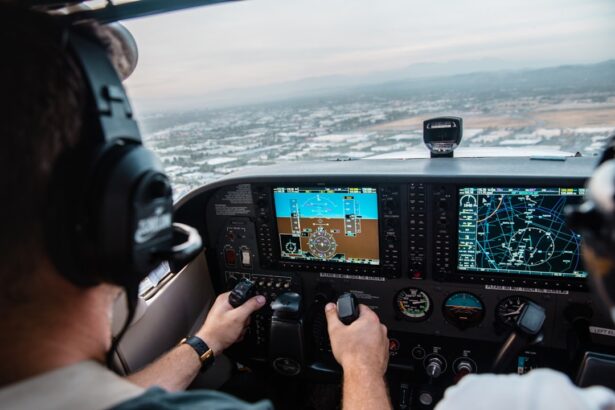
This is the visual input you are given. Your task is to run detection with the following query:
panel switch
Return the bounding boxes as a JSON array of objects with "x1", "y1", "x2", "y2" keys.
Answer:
[
  {"x1": 224, "y1": 247, "x2": 236, "y2": 266},
  {"x1": 241, "y1": 248, "x2": 252, "y2": 267}
]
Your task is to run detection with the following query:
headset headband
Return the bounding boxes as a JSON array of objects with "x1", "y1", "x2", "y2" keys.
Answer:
[{"x1": 67, "y1": 30, "x2": 141, "y2": 146}]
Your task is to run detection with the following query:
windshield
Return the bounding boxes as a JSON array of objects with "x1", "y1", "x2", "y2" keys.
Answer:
[{"x1": 122, "y1": 0, "x2": 615, "y2": 197}]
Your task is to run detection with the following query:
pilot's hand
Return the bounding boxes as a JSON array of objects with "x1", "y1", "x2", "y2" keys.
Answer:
[
  {"x1": 197, "y1": 291, "x2": 266, "y2": 356},
  {"x1": 325, "y1": 303, "x2": 389, "y2": 376}
]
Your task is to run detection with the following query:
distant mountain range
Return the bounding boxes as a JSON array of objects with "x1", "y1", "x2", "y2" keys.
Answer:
[
  {"x1": 137, "y1": 59, "x2": 615, "y2": 112},
  {"x1": 358, "y1": 59, "x2": 615, "y2": 98}
]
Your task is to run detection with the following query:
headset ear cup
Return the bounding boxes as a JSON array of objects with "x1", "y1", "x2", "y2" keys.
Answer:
[
  {"x1": 46, "y1": 142, "x2": 174, "y2": 289},
  {"x1": 94, "y1": 144, "x2": 173, "y2": 287}
]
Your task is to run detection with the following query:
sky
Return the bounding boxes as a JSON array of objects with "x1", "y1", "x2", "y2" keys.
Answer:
[{"x1": 122, "y1": 0, "x2": 615, "y2": 112}]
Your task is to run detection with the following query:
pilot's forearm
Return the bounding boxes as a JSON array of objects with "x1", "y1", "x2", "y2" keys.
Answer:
[
  {"x1": 126, "y1": 343, "x2": 201, "y2": 392},
  {"x1": 342, "y1": 366, "x2": 392, "y2": 410}
]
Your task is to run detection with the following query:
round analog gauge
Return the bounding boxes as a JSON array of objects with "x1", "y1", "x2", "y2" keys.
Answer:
[
  {"x1": 395, "y1": 288, "x2": 432, "y2": 321},
  {"x1": 496, "y1": 295, "x2": 531, "y2": 327},
  {"x1": 443, "y1": 292, "x2": 485, "y2": 329}
]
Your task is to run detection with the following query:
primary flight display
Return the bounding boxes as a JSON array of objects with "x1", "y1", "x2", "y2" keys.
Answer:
[
  {"x1": 273, "y1": 187, "x2": 379, "y2": 265},
  {"x1": 457, "y1": 187, "x2": 587, "y2": 278}
]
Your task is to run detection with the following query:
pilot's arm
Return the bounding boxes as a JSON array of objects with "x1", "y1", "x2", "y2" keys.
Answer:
[
  {"x1": 126, "y1": 292, "x2": 266, "y2": 391},
  {"x1": 325, "y1": 303, "x2": 392, "y2": 410},
  {"x1": 435, "y1": 368, "x2": 615, "y2": 410}
]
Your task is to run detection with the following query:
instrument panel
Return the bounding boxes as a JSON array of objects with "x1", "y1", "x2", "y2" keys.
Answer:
[{"x1": 174, "y1": 156, "x2": 615, "y2": 399}]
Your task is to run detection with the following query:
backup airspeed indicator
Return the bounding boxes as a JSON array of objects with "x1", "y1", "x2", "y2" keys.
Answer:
[{"x1": 395, "y1": 288, "x2": 432, "y2": 321}]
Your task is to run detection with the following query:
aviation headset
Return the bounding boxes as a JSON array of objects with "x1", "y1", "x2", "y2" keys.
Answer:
[
  {"x1": 4, "y1": 8, "x2": 202, "y2": 363},
  {"x1": 567, "y1": 135, "x2": 615, "y2": 323}
]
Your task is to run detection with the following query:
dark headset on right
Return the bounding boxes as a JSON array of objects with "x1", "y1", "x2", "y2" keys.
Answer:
[
  {"x1": 567, "y1": 134, "x2": 615, "y2": 323},
  {"x1": 3, "y1": 7, "x2": 203, "y2": 365}
]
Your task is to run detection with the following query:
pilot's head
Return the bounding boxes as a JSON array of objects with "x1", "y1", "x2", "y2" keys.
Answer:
[
  {"x1": 0, "y1": 11, "x2": 132, "y2": 310},
  {"x1": 568, "y1": 137, "x2": 615, "y2": 324},
  {"x1": 0, "y1": 8, "x2": 193, "y2": 372}
]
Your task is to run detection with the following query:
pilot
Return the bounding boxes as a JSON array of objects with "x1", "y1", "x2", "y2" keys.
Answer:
[{"x1": 0, "y1": 6, "x2": 389, "y2": 410}]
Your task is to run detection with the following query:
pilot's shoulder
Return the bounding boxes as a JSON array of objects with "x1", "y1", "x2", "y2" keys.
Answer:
[
  {"x1": 436, "y1": 369, "x2": 615, "y2": 410},
  {"x1": 111, "y1": 387, "x2": 274, "y2": 410}
]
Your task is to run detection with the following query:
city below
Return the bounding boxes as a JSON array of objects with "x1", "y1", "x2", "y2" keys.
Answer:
[{"x1": 136, "y1": 60, "x2": 615, "y2": 199}]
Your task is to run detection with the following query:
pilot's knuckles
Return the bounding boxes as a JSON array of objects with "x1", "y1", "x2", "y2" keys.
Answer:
[
  {"x1": 216, "y1": 292, "x2": 230, "y2": 304},
  {"x1": 364, "y1": 312, "x2": 381, "y2": 324}
]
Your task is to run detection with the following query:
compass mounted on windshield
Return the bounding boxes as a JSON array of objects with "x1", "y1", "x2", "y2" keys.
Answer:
[{"x1": 423, "y1": 116, "x2": 463, "y2": 158}]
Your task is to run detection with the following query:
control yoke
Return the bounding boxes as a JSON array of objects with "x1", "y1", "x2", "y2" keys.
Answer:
[
  {"x1": 229, "y1": 278, "x2": 255, "y2": 308},
  {"x1": 492, "y1": 301, "x2": 546, "y2": 373},
  {"x1": 226, "y1": 285, "x2": 378, "y2": 377},
  {"x1": 337, "y1": 292, "x2": 360, "y2": 325}
]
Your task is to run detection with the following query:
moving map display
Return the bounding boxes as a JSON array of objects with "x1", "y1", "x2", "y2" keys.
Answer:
[
  {"x1": 273, "y1": 187, "x2": 379, "y2": 265},
  {"x1": 458, "y1": 187, "x2": 587, "y2": 278}
]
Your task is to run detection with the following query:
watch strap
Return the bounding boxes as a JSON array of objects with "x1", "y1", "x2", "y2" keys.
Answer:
[{"x1": 181, "y1": 335, "x2": 215, "y2": 371}]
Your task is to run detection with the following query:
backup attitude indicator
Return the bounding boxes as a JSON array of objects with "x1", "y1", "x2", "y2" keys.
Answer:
[{"x1": 457, "y1": 187, "x2": 587, "y2": 278}]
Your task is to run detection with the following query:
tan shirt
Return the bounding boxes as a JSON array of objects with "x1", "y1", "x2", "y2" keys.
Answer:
[{"x1": 0, "y1": 361, "x2": 144, "y2": 410}]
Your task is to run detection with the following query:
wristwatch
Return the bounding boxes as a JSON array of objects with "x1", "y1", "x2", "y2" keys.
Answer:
[{"x1": 179, "y1": 335, "x2": 215, "y2": 372}]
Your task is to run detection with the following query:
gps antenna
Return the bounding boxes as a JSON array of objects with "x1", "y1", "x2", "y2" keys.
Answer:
[{"x1": 423, "y1": 117, "x2": 463, "y2": 158}]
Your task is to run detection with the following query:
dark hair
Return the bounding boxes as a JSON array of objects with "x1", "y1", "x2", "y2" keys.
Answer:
[{"x1": 0, "y1": 11, "x2": 86, "y2": 304}]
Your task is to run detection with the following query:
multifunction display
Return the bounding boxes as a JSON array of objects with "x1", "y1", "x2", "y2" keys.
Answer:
[
  {"x1": 273, "y1": 187, "x2": 379, "y2": 265},
  {"x1": 458, "y1": 187, "x2": 587, "y2": 278}
]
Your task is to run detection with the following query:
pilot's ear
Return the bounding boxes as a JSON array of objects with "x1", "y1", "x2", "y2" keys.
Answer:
[{"x1": 74, "y1": 21, "x2": 138, "y2": 81}]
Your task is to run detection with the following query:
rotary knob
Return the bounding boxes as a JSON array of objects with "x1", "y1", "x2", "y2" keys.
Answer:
[
  {"x1": 425, "y1": 356, "x2": 444, "y2": 378},
  {"x1": 455, "y1": 360, "x2": 474, "y2": 375}
]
